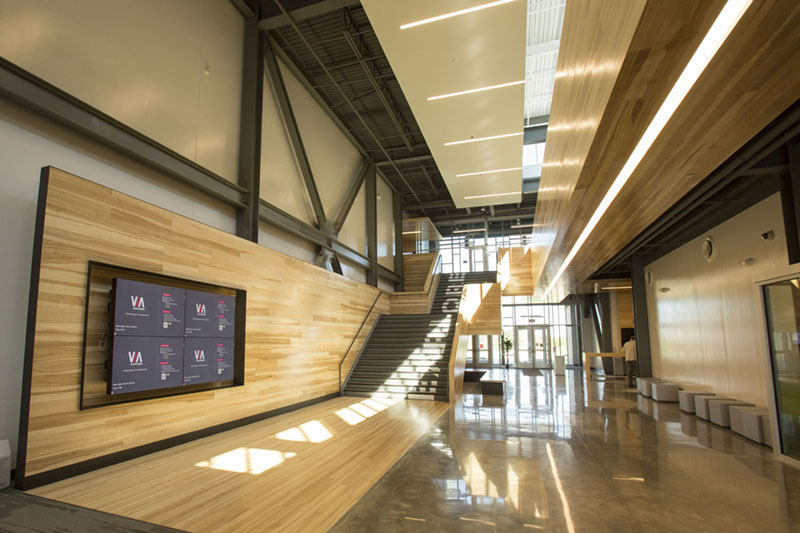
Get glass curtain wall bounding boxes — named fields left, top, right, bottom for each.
left=440, top=234, right=530, bottom=274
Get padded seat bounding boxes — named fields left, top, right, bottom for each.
left=760, top=413, right=773, bottom=447
left=708, top=399, right=754, bottom=427
left=730, top=406, right=769, bottom=443
left=679, top=390, right=714, bottom=413
left=637, top=378, right=667, bottom=398
left=695, top=395, right=731, bottom=420
left=652, top=382, right=680, bottom=402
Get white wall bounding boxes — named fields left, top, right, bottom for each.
left=0, top=0, right=244, bottom=182
left=339, top=183, right=367, bottom=255
left=646, top=193, right=798, bottom=406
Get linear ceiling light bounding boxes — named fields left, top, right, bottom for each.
left=453, top=228, right=486, bottom=234
left=543, top=0, right=752, bottom=299
left=511, top=224, right=534, bottom=229
left=445, top=132, right=523, bottom=146
left=456, top=167, right=522, bottom=177
left=400, top=0, right=517, bottom=30
left=601, top=286, right=632, bottom=290
left=464, top=191, right=520, bottom=200
left=428, top=80, right=524, bottom=101
left=402, top=231, right=421, bottom=235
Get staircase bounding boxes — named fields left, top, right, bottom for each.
left=343, top=270, right=497, bottom=401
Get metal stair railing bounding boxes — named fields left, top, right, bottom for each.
left=338, top=291, right=383, bottom=395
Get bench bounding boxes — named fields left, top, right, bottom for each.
left=695, top=395, right=732, bottom=420
left=464, top=368, right=506, bottom=395
left=730, top=406, right=771, bottom=444
left=678, top=390, right=714, bottom=413
left=652, top=382, right=680, bottom=402
left=637, top=377, right=668, bottom=398
left=708, top=399, right=754, bottom=427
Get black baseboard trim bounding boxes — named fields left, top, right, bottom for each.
left=20, top=392, right=338, bottom=490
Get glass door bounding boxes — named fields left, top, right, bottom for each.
left=764, top=278, right=800, bottom=460
left=468, top=245, right=487, bottom=272
left=532, top=326, right=552, bottom=369
left=515, top=326, right=533, bottom=368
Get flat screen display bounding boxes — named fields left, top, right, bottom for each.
left=113, top=279, right=185, bottom=337
left=109, top=278, right=236, bottom=395
left=185, top=290, right=235, bottom=337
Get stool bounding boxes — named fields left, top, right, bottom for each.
left=652, top=382, right=680, bottom=402
left=708, top=399, right=754, bottom=427
left=696, top=396, right=731, bottom=420
left=679, top=390, right=714, bottom=413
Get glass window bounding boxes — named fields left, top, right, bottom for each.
left=764, top=279, right=800, bottom=460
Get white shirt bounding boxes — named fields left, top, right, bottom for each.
left=623, top=340, right=637, bottom=362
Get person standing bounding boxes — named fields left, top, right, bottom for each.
left=623, top=336, right=637, bottom=388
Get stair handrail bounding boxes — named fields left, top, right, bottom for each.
left=338, top=291, right=383, bottom=394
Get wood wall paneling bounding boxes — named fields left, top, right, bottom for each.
left=535, top=0, right=800, bottom=300
left=498, top=247, right=534, bottom=295
left=20, top=168, right=389, bottom=481
left=401, top=252, right=437, bottom=291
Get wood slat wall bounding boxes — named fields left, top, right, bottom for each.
left=498, top=247, right=534, bottom=295
left=534, top=0, right=800, bottom=299
left=401, top=252, right=437, bottom=291
left=21, top=168, right=389, bottom=480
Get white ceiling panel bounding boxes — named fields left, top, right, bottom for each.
left=362, top=0, right=527, bottom=208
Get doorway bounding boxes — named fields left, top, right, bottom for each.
left=515, top=325, right=551, bottom=369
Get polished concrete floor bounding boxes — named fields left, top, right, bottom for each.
left=333, top=369, right=800, bottom=532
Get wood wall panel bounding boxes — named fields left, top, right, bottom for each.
left=402, top=252, right=437, bottom=291
left=498, top=247, right=534, bottom=295
left=535, top=0, right=800, bottom=300
left=21, top=168, right=388, bottom=479
left=617, top=289, right=634, bottom=330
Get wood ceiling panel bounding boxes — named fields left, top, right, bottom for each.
left=533, top=0, right=800, bottom=301
left=530, top=0, right=647, bottom=286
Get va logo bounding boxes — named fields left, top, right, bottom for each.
left=195, top=303, right=207, bottom=316
left=194, top=350, right=205, bottom=362
left=131, top=295, right=145, bottom=311
left=128, top=351, right=143, bottom=364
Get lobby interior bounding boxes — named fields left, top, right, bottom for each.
left=1, top=0, right=800, bottom=532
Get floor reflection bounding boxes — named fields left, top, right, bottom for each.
left=332, top=369, right=800, bottom=532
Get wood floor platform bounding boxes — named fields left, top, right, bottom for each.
left=29, top=397, right=449, bottom=532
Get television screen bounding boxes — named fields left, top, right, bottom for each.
left=113, top=279, right=185, bottom=337
left=185, top=290, right=236, bottom=337
left=110, top=337, right=183, bottom=394
left=183, top=338, right=234, bottom=385
left=109, top=278, right=237, bottom=396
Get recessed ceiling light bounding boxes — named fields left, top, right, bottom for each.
left=428, top=80, right=525, bottom=101
left=543, top=0, right=752, bottom=299
left=445, top=132, right=523, bottom=146
left=464, top=191, right=520, bottom=200
left=400, top=0, right=517, bottom=30
left=456, top=167, right=522, bottom=177
left=453, top=228, right=486, bottom=234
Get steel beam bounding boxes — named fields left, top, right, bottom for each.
left=229, top=0, right=257, bottom=18
left=334, top=159, right=371, bottom=233
left=375, top=154, right=434, bottom=166
left=393, top=191, right=404, bottom=291
left=342, top=29, right=412, bottom=151
left=271, top=0, right=427, bottom=212
left=268, top=36, right=369, bottom=159
left=236, top=17, right=264, bottom=242
left=365, top=165, right=378, bottom=286
left=631, top=255, right=653, bottom=378
left=259, top=0, right=360, bottom=30
left=263, top=38, right=326, bottom=226
left=0, top=58, right=246, bottom=207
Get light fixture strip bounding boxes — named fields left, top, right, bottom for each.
left=445, top=132, right=523, bottom=146
left=601, top=286, right=633, bottom=290
left=428, top=80, right=524, bottom=101
left=511, top=224, right=534, bottom=229
left=456, top=167, right=522, bottom=178
left=401, top=231, right=421, bottom=235
left=453, top=228, right=487, bottom=234
left=463, top=191, right=520, bottom=200
left=543, top=0, right=752, bottom=298
left=400, top=0, right=517, bottom=30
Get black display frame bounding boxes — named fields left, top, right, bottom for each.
left=79, top=261, right=247, bottom=409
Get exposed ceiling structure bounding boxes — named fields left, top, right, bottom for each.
left=260, top=0, right=538, bottom=238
